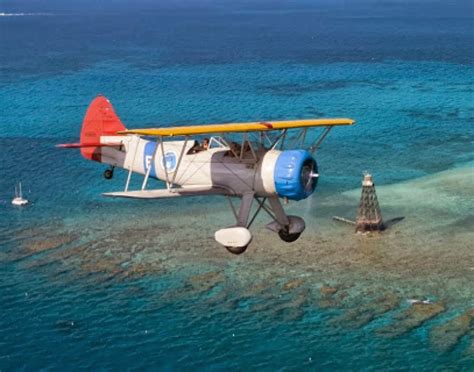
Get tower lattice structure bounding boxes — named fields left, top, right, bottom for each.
left=355, top=174, right=384, bottom=232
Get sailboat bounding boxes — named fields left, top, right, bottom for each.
left=12, top=182, right=28, bottom=206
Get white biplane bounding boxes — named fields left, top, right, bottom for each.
left=59, top=96, right=355, bottom=254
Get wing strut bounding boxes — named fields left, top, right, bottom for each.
left=270, top=129, right=287, bottom=150
left=158, top=137, right=173, bottom=190
left=125, top=136, right=140, bottom=192
left=170, top=136, right=189, bottom=185
left=309, top=126, right=333, bottom=153
left=141, top=136, right=161, bottom=190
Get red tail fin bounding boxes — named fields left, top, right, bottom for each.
left=57, top=96, right=126, bottom=162
left=80, top=96, right=126, bottom=161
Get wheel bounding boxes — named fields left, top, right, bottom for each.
left=104, top=169, right=114, bottom=180
left=278, top=229, right=301, bottom=243
left=225, top=245, right=248, bottom=255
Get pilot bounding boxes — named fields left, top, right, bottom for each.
left=224, top=142, right=240, bottom=157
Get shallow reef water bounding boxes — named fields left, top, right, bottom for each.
left=1, top=165, right=473, bottom=370
left=1, top=0, right=474, bottom=370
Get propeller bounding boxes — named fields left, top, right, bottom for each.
left=301, top=160, right=319, bottom=193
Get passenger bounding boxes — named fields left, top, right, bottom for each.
left=188, top=141, right=199, bottom=154
left=188, top=138, right=210, bottom=154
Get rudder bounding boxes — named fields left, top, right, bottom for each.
left=79, top=95, right=126, bottom=161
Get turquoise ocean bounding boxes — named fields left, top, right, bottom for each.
left=1, top=0, right=473, bottom=370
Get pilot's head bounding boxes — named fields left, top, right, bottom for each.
left=203, top=138, right=210, bottom=149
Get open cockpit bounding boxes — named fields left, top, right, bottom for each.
left=186, top=135, right=267, bottom=162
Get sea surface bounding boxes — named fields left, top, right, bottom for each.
left=1, top=0, right=473, bottom=370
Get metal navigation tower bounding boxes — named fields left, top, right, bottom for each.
left=355, top=173, right=384, bottom=232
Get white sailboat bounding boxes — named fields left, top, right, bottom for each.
left=12, top=182, right=28, bottom=206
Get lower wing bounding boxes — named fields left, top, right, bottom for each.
left=103, top=185, right=233, bottom=199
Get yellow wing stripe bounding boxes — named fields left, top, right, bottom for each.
left=119, top=118, right=355, bottom=137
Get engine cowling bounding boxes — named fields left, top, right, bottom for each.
left=254, top=149, right=318, bottom=199
left=274, top=150, right=318, bottom=201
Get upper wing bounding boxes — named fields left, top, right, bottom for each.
left=118, top=118, right=354, bottom=137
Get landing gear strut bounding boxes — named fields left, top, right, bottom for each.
left=104, top=167, right=114, bottom=180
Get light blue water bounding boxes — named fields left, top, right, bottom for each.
left=1, top=1, right=473, bottom=370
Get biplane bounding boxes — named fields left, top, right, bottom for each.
left=59, top=96, right=355, bottom=254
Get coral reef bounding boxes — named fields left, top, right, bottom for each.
left=331, top=292, right=399, bottom=329
left=21, top=233, right=77, bottom=255
left=318, top=285, right=340, bottom=308
left=282, top=278, right=304, bottom=291
left=429, top=309, right=474, bottom=352
left=464, top=338, right=474, bottom=357
left=377, top=302, right=446, bottom=338
left=6, top=163, right=473, bottom=358
left=186, top=271, right=224, bottom=293
left=320, top=285, right=338, bottom=296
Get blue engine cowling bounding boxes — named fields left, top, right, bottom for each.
left=274, top=150, right=318, bottom=201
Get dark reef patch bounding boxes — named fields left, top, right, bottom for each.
left=429, top=309, right=474, bottom=352
left=377, top=302, right=446, bottom=338
left=331, top=292, right=400, bottom=329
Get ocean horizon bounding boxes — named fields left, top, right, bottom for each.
left=1, top=0, right=473, bottom=370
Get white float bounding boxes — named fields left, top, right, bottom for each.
left=214, top=227, right=252, bottom=253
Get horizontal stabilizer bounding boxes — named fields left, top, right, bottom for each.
left=56, top=142, right=121, bottom=149
left=103, top=186, right=232, bottom=199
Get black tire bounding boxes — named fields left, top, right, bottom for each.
left=225, top=245, right=248, bottom=255
left=278, top=229, right=301, bottom=243
left=104, top=169, right=114, bottom=180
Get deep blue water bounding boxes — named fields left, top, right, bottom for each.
left=1, top=1, right=473, bottom=370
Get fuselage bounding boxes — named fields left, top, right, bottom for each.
left=99, top=135, right=318, bottom=200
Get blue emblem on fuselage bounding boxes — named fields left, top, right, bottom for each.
left=162, top=151, right=177, bottom=172
left=143, top=142, right=177, bottom=178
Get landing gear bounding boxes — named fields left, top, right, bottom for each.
left=267, top=214, right=306, bottom=243
left=215, top=226, right=252, bottom=255
left=104, top=167, right=114, bottom=180
left=225, top=245, right=249, bottom=255
left=215, top=196, right=306, bottom=254
left=278, top=229, right=302, bottom=243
